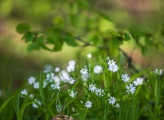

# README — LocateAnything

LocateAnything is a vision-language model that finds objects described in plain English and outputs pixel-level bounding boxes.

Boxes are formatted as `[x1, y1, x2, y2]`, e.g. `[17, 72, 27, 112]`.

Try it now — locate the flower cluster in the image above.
[88, 84, 105, 97]
[20, 53, 146, 112]
[155, 69, 163, 75]
[108, 59, 119, 72]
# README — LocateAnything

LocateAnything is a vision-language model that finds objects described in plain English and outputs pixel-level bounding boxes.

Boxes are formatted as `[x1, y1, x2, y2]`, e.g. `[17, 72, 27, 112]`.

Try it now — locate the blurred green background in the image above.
[0, 0, 164, 92]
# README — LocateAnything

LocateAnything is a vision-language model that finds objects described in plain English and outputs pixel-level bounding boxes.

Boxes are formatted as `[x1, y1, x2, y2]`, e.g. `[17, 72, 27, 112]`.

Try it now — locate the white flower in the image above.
[32, 99, 42, 109]
[35, 99, 42, 105]
[108, 59, 116, 66]
[21, 89, 28, 96]
[46, 73, 55, 82]
[155, 69, 162, 75]
[126, 84, 136, 94]
[108, 59, 119, 72]
[108, 96, 116, 105]
[51, 83, 60, 90]
[80, 68, 88, 75]
[54, 76, 61, 84]
[81, 74, 89, 81]
[59, 70, 70, 83]
[94, 65, 103, 74]
[68, 60, 76, 66]
[87, 53, 92, 58]
[44, 70, 48, 73]
[34, 82, 39, 89]
[109, 64, 119, 72]
[68, 77, 75, 84]
[115, 103, 120, 108]
[133, 77, 143, 86]
[85, 101, 92, 108]
[43, 82, 47, 88]
[67, 60, 76, 72]
[28, 77, 36, 85]
[32, 103, 38, 108]
[95, 88, 105, 97]
[67, 65, 75, 72]
[55, 67, 60, 72]
[69, 90, 76, 98]
[29, 94, 34, 98]
[89, 84, 96, 92]
[122, 74, 130, 82]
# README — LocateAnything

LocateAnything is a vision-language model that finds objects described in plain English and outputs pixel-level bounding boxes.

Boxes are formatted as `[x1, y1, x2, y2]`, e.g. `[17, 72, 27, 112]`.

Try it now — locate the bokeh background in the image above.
[0, 0, 164, 91]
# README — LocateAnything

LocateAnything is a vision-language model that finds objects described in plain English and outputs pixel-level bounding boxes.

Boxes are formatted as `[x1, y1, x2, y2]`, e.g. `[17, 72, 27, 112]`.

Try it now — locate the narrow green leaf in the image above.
[39, 73, 45, 107]
[18, 102, 33, 120]
[0, 95, 14, 114]
[16, 23, 30, 34]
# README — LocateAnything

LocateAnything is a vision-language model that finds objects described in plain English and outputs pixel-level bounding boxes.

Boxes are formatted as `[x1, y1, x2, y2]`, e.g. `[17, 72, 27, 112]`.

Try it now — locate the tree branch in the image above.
[75, 37, 139, 73]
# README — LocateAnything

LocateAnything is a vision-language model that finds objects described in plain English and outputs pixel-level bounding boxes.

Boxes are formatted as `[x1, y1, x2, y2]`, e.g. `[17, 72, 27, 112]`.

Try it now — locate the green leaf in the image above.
[160, 23, 164, 36]
[156, 42, 164, 52]
[47, 35, 57, 44]
[46, 35, 63, 51]
[77, 0, 89, 9]
[27, 42, 39, 52]
[69, 14, 78, 27]
[40, 44, 52, 51]
[64, 33, 78, 47]
[124, 31, 131, 40]
[109, 38, 119, 57]
[39, 73, 45, 107]
[16, 23, 30, 34]
[0, 95, 14, 114]
[22, 31, 34, 42]
[53, 16, 65, 26]
[141, 46, 148, 55]
[95, 11, 112, 22]
[18, 102, 33, 120]
[36, 36, 44, 44]
[53, 41, 63, 51]
[91, 34, 103, 46]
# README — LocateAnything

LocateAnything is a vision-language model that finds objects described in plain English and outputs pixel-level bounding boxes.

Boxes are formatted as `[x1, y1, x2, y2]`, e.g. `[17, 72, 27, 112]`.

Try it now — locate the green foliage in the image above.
[16, 23, 30, 34]
[1, 55, 164, 119]
[2, 0, 164, 119]
[0, 95, 14, 115]
[15, 0, 164, 58]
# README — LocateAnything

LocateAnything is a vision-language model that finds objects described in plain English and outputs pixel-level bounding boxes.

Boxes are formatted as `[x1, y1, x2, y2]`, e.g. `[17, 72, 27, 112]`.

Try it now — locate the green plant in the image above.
[4, 54, 162, 120]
